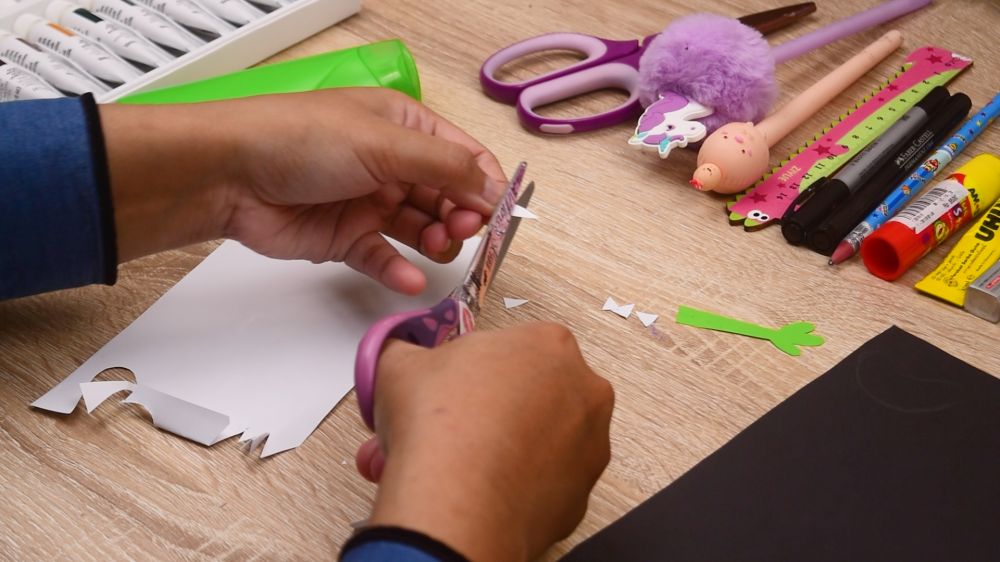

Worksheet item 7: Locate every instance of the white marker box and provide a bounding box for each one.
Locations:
[0,0,361,102]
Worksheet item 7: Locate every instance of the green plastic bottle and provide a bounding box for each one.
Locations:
[118,39,421,105]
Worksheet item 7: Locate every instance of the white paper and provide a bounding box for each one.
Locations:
[512,205,537,219]
[613,303,634,319]
[32,239,474,457]
[602,296,634,319]
[503,297,529,309]
[636,312,659,327]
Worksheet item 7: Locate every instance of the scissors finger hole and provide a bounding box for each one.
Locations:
[492,49,586,84]
[531,88,630,120]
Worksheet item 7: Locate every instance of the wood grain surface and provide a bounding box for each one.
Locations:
[2,0,999,559]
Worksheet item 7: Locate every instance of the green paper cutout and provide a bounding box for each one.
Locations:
[119,39,421,105]
[675,305,824,357]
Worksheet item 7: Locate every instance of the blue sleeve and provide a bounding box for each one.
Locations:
[341,541,444,562]
[339,527,467,562]
[0,94,116,301]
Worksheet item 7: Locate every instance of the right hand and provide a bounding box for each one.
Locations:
[357,323,614,561]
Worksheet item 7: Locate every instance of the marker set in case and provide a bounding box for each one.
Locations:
[0,0,360,102]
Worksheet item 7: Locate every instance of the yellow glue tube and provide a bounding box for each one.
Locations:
[916,192,1000,307]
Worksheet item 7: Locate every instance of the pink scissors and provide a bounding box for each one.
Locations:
[478,3,815,134]
[355,162,534,430]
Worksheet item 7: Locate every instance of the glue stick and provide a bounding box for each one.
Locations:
[861,154,1000,281]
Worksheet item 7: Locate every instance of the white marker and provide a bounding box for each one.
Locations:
[0,30,108,95]
[245,0,282,11]
[0,58,62,101]
[14,14,142,87]
[46,1,173,71]
[132,0,235,41]
[193,0,264,27]
[79,0,205,57]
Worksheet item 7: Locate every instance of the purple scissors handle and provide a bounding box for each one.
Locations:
[355,298,469,430]
[480,33,652,134]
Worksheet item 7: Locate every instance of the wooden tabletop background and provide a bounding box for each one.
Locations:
[2,0,999,559]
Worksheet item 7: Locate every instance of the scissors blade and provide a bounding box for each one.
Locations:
[452,162,528,316]
[494,181,535,277]
[738,2,815,35]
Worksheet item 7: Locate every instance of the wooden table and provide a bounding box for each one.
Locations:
[3,0,999,559]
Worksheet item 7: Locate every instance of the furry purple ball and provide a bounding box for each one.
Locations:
[638,13,777,134]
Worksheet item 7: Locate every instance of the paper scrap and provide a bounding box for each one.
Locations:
[602,297,634,319]
[613,303,635,319]
[503,297,529,309]
[636,312,659,327]
[512,205,537,219]
[33,239,475,457]
[675,305,824,356]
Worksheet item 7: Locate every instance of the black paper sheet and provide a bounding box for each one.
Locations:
[564,326,1000,561]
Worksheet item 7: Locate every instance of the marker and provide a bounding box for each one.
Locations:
[861,154,1000,281]
[830,92,1000,264]
[0,30,109,95]
[46,1,174,72]
[808,92,972,255]
[131,0,235,42]
[14,14,143,87]
[0,58,62,100]
[192,0,264,27]
[780,86,950,245]
[79,0,205,58]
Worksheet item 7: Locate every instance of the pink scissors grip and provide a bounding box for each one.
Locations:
[480,33,638,104]
[355,299,461,430]
[516,61,641,134]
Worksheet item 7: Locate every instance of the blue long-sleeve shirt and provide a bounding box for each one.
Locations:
[0,96,464,562]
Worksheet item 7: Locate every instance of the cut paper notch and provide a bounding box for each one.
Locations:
[636,312,659,327]
[675,305,824,356]
[512,205,537,219]
[503,297,529,309]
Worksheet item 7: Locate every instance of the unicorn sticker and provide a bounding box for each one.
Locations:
[629,92,712,159]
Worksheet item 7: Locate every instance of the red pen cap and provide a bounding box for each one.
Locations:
[860,221,924,281]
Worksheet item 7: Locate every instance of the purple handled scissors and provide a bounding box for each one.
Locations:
[478,3,816,134]
[355,162,534,430]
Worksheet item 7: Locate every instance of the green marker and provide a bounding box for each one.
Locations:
[118,38,421,104]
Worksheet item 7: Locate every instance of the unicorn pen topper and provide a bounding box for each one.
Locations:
[629,0,928,159]
[689,30,903,194]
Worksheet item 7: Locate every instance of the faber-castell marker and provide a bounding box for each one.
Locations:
[830,91,1000,264]
[808,92,972,255]
[780,86,949,245]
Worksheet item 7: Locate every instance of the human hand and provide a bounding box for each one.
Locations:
[354,323,614,561]
[101,88,506,295]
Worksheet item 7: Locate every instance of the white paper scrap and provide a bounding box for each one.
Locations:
[503,297,529,309]
[613,303,635,319]
[32,239,475,457]
[636,312,659,327]
[602,297,618,311]
[512,205,538,219]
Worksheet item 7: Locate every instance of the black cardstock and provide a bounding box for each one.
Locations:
[563,326,1000,561]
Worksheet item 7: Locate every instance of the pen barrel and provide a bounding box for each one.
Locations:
[760,30,903,145]
[770,0,928,64]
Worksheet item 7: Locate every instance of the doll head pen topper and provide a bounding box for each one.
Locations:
[630,0,929,159]
[689,30,903,193]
